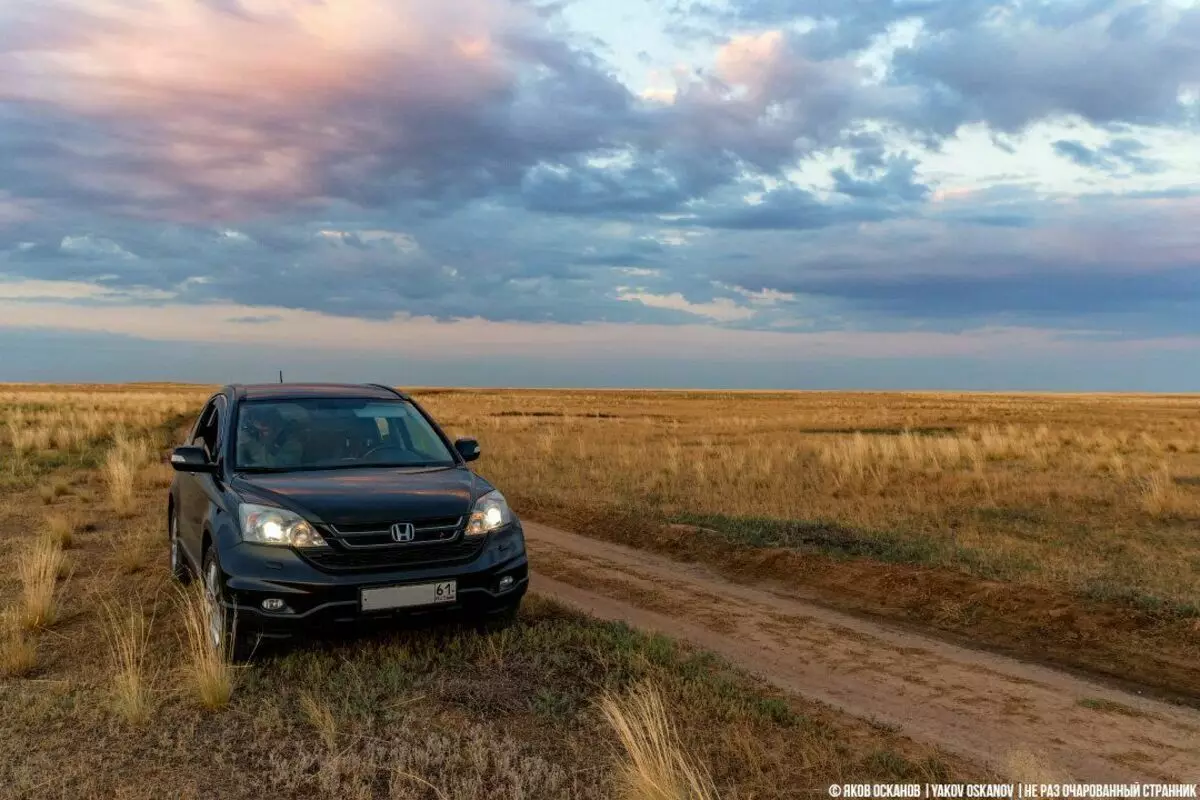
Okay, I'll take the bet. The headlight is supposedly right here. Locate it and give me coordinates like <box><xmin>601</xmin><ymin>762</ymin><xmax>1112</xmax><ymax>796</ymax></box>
<box><xmin>466</xmin><ymin>490</ymin><xmax>511</xmax><ymax>536</ymax></box>
<box><xmin>238</xmin><ymin>503</ymin><xmax>328</xmax><ymax>548</ymax></box>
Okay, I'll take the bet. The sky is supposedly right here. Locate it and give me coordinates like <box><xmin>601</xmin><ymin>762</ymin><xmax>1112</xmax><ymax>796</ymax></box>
<box><xmin>1</xmin><ymin>0</ymin><xmax>1198</xmax><ymax>390</ymax></box>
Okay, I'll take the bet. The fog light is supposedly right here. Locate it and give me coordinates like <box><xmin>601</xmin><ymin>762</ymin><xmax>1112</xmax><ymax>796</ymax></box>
<box><xmin>498</xmin><ymin>576</ymin><xmax>514</xmax><ymax>592</ymax></box>
<box><xmin>261</xmin><ymin>598</ymin><xmax>286</xmax><ymax>612</ymax></box>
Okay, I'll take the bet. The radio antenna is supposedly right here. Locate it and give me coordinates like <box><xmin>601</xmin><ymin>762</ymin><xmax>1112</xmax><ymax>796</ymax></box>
<box><xmin>279</xmin><ymin>370</ymin><xmax>283</xmax><ymax>383</ymax></box>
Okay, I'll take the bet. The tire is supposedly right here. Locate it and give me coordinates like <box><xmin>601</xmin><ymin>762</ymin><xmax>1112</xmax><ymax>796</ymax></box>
<box><xmin>201</xmin><ymin>550</ymin><xmax>257</xmax><ymax>662</ymax></box>
<box><xmin>168</xmin><ymin>507</ymin><xmax>192</xmax><ymax>585</ymax></box>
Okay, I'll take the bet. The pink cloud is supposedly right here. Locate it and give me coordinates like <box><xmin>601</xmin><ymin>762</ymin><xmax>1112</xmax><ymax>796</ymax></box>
<box><xmin>0</xmin><ymin>0</ymin><xmax>551</xmax><ymax>219</ymax></box>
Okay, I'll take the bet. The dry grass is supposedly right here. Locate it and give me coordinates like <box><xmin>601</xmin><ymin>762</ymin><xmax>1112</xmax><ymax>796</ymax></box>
<box><xmin>103</xmin><ymin>432</ymin><xmax>153</xmax><ymax>516</ymax></box>
<box><xmin>44</xmin><ymin>512</ymin><xmax>77</xmax><ymax>549</ymax></box>
<box><xmin>140</xmin><ymin>461</ymin><xmax>176</xmax><ymax>488</ymax></box>
<box><xmin>177</xmin><ymin>583</ymin><xmax>234</xmax><ymax>709</ymax></box>
<box><xmin>405</xmin><ymin>389</ymin><xmax>1200</xmax><ymax>613</ymax></box>
<box><xmin>112</xmin><ymin>525</ymin><xmax>158</xmax><ymax>575</ymax></box>
<box><xmin>0</xmin><ymin>383</ymin><xmax>1193</xmax><ymax>796</ymax></box>
<box><xmin>1137</xmin><ymin>465</ymin><xmax>1188</xmax><ymax>517</ymax></box>
<box><xmin>1003</xmin><ymin>748</ymin><xmax>1063</xmax><ymax>784</ymax></box>
<box><xmin>100</xmin><ymin>597</ymin><xmax>155</xmax><ymax>724</ymax></box>
<box><xmin>600</xmin><ymin>681</ymin><xmax>719</xmax><ymax>800</ymax></box>
<box><xmin>16</xmin><ymin>535</ymin><xmax>66</xmax><ymax>630</ymax></box>
<box><xmin>0</xmin><ymin>612</ymin><xmax>38</xmax><ymax>677</ymax></box>
<box><xmin>299</xmin><ymin>690</ymin><xmax>339</xmax><ymax>750</ymax></box>
<box><xmin>0</xmin><ymin>389</ymin><xmax>984</xmax><ymax>800</ymax></box>
<box><xmin>2</xmin><ymin>384</ymin><xmax>1197</xmax><ymax>618</ymax></box>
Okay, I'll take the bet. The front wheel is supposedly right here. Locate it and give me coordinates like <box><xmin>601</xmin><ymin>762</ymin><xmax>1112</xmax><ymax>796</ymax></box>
<box><xmin>202</xmin><ymin>551</ymin><xmax>256</xmax><ymax>662</ymax></box>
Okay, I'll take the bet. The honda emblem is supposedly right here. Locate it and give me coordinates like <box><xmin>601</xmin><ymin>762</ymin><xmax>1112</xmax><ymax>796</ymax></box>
<box><xmin>390</xmin><ymin>522</ymin><xmax>415</xmax><ymax>543</ymax></box>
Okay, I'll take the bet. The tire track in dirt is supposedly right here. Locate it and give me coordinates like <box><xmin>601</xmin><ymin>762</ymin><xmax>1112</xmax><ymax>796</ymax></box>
<box><xmin>523</xmin><ymin>520</ymin><xmax>1200</xmax><ymax>782</ymax></box>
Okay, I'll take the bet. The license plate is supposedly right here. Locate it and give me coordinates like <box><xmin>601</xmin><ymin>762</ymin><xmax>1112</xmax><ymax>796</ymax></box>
<box><xmin>360</xmin><ymin>581</ymin><xmax>457</xmax><ymax>611</ymax></box>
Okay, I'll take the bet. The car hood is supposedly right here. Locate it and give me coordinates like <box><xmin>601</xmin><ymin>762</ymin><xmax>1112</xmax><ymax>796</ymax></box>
<box><xmin>231</xmin><ymin>466</ymin><xmax>487</xmax><ymax>526</ymax></box>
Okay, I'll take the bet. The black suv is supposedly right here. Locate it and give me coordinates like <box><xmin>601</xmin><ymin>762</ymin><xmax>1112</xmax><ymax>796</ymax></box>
<box><xmin>167</xmin><ymin>383</ymin><xmax>528</xmax><ymax>659</ymax></box>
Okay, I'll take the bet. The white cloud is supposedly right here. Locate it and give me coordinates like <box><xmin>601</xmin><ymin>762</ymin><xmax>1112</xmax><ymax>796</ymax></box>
<box><xmin>316</xmin><ymin>229</ymin><xmax>419</xmax><ymax>252</ymax></box>
<box><xmin>60</xmin><ymin>235</ymin><xmax>138</xmax><ymax>260</ymax></box>
<box><xmin>643</xmin><ymin>228</ymin><xmax>703</xmax><ymax>247</ymax></box>
<box><xmin>716</xmin><ymin>283</ymin><xmax>797</xmax><ymax>305</ymax></box>
<box><xmin>616</xmin><ymin>290</ymin><xmax>757</xmax><ymax>322</ymax></box>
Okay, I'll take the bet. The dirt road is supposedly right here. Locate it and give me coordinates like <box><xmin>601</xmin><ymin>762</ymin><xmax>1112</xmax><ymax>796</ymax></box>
<box><xmin>523</xmin><ymin>520</ymin><xmax>1200</xmax><ymax>782</ymax></box>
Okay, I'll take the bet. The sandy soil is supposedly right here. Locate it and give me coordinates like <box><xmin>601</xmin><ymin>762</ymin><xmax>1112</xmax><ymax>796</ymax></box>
<box><xmin>523</xmin><ymin>520</ymin><xmax>1200</xmax><ymax>782</ymax></box>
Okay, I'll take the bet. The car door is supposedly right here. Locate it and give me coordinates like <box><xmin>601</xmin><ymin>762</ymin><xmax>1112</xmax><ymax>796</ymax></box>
<box><xmin>178</xmin><ymin>395</ymin><xmax>224</xmax><ymax>563</ymax></box>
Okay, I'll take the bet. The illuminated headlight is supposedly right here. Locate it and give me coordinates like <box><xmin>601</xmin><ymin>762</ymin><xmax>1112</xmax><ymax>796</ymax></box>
<box><xmin>238</xmin><ymin>503</ymin><xmax>328</xmax><ymax>548</ymax></box>
<box><xmin>466</xmin><ymin>490</ymin><xmax>511</xmax><ymax>536</ymax></box>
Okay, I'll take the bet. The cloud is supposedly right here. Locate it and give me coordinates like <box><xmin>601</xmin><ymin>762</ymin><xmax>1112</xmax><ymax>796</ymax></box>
<box><xmin>687</xmin><ymin>1</ymin><xmax>1200</xmax><ymax>138</ymax></box>
<box><xmin>831</xmin><ymin>154</ymin><xmax>931</xmax><ymax>202</ymax></box>
<box><xmin>316</xmin><ymin>229</ymin><xmax>420</xmax><ymax>252</ymax></box>
<box><xmin>714</xmin><ymin>191</ymin><xmax>1200</xmax><ymax>332</ymax></box>
<box><xmin>9</xmin><ymin>295</ymin><xmax>1195</xmax><ymax>364</ymax></box>
<box><xmin>685</xmin><ymin>186</ymin><xmax>898</xmax><ymax>230</ymax></box>
<box><xmin>615</xmin><ymin>289</ymin><xmax>758</xmax><ymax>322</ymax></box>
<box><xmin>0</xmin><ymin>0</ymin><xmax>637</xmax><ymax>219</ymax></box>
<box><xmin>687</xmin><ymin>0</ymin><xmax>998</xmax><ymax>57</ymax></box>
<box><xmin>0</xmin><ymin>2</ymin><xmax>921</xmax><ymax>226</ymax></box>
<box><xmin>1052</xmin><ymin>137</ymin><xmax>1164</xmax><ymax>174</ymax></box>
<box><xmin>2</xmin><ymin>0</ymin><xmax>1200</xmax><ymax>376</ymax></box>
<box><xmin>891</xmin><ymin>2</ymin><xmax>1200</xmax><ymax>133</ymax></box>
<box><xmin>520</xmin><ymin>159</ymin><xmax>695</xmax><ymax>214</ymax></box>
<box><xmin>0</xmin><ymin>276</ymin><xmax>173</xmax><ymax>302</ymax></box>
<box><xmin>226</xmin><ymin>314</ymin><xmax>284</xmax><ymax>325</ymax></box>
<box><xmin>787</xmin><ymin>266</ymin><xmax>1199</xmax><ymax>322</ymax></box>
<box><xmin>718</xmin><ymin>283</ymin><xmax>797</xmax><ymax>306</ymax></box>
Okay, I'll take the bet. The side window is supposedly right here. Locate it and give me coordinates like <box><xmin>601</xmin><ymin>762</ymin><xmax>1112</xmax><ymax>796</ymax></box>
<box><xmin>191</xmin><ymin>397</ymin><xmax>225</xmax><ymax>460</ymax></box>
<box><xmin>190</xmin><ymin>401</ymin><xmax>216</xmax><ymax>449</ymax></box>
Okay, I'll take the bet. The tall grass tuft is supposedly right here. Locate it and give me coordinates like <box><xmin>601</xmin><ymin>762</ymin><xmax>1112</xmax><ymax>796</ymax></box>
<box><xmin>599</xmin><ymin>681</ymin><xmax>718</xmax><ymax>800</ymax></box>
<box><xmin>101</xmin><ymin>598</ymin><xmax>155</xmax><ymax>724</ymax></box>
<box><xmin>104</xmin><ymin>429</ymin><xmax>154</xmax><ymax>516</ymax></box>
<box><xmin>45</xmin><ymin>512</ymin><xmax>76</xmax><ymax>549</ymax></box>
<box><xmin>17</xmin><ymin>536</ymin><xmax>66</xmax><ymax>630</ymax></box>
<box><xmin>1138</xmin><ymin>466</ymin><xmax>1180</xmax><ymax>517</ymax></box>
<box><xmin>177</xmin><ymin>583</ymin><xmax>234</xmax><ymax>709</ymax></box>
<box><xmin>299</xmin><ymin>690</ymin><xmax>339</xmax><ymax>750</ymax></box>
<box><xmin>0</xmin><ymin>613</ymin><xmax>37</xmax><ymax>677</ymax></box>
<box><xmin>103</xmin><ymin>451</ymin><xmax>137</xmax><ymax>516</ymax></box>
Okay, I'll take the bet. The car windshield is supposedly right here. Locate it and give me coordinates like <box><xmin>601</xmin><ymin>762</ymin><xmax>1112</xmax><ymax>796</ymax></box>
<box><xmin>234</xmin><ymin>398</ymin><xmax>456</xmax><ymax>472</ymax></box>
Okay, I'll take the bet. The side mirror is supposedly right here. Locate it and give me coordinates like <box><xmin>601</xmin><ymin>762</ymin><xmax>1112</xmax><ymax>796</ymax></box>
<box><xmin>454</xmin><ymin>437</ymin><xmax>481</xmax><ymax>462</ymax></box>
<box><xmin>170</xmin><ymin>445</ymin><xmax>217</xmax><ymax>473</ymax></box>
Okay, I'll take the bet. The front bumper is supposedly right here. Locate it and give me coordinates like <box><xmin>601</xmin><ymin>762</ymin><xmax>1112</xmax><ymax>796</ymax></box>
<box><xmin>217</xmin><ymin>521</ymin><xmax>528</xmax><ymax>638</ymax></box>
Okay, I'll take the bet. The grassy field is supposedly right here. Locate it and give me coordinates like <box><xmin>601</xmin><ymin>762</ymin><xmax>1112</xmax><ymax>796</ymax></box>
<box><xmin>416</xmin><ymin>389</ymin><xmax>1200</xmax><ymax>611</ymax></box>
<box><xmin>3</xmin><ymin>386</ymin><xmax>1200</xmax><ymax>696</ymax></box>
<box><xmin>0</xmin><ymin>384</ymin><xmax>983</xmax><ymax>798</ymax></box>
<box><xmin>421</xmin><ymin>388</ymin><xmax>1200</xmax><ymax>698</ymax></box>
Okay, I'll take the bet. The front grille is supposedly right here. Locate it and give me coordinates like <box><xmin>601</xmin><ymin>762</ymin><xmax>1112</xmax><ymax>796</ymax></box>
<box><xmin>304</xmin><ymin>538</ymin><xmax>485</xmax><ymax>572</ymax></box>
<box><xmin>305</xmin><ymin>514</ymin><xmax>483</xmax><ymax>572</ymax></box>
<box><xmin>328</xmin><ymin>516</ymin><xmax>463</xmax><ymax>549</ymax></box>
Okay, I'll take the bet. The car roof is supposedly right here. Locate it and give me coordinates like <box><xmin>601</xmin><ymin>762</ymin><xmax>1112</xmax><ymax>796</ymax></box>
<box><xmin>231</xmin><ymin>383</ymin><xmax>410</xmax><ymax>402</ymax></box>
